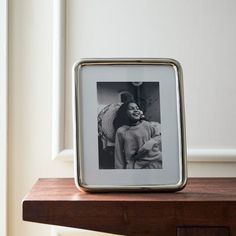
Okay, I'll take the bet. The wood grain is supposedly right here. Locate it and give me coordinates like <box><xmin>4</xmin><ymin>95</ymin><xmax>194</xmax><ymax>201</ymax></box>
<box><xmin>22</xmin><ymin>178</ymin><xmax>236</xmax><ymax>236</ymax></box>
<box><xmin>177</xmin><ymin>227</ymin><xmax>230</xmax><ymax>236</ymax></box>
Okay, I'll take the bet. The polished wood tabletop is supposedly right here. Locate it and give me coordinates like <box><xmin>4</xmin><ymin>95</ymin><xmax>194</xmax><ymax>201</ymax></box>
<box><xmin>22</xmin><ymin>178</ymin><xmax>236</xmax><ymax>236</ymax></box>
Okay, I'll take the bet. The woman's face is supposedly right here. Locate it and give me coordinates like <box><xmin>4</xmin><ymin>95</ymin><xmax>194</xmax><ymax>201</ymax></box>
<box><xmin>126</xmin><ymin>103</ymin><xmax>142</xmax><ymax>121</ymax></box>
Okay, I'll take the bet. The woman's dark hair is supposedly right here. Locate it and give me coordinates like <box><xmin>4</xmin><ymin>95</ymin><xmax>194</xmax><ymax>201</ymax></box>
<box><xmin>113</xmin><ymin>100</ymin><xmax>136</xmax><ymax>132</ymax></box>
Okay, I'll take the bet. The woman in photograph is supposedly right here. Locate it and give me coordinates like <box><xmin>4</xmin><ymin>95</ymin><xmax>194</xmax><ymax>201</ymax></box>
<box><xmin>113</xmin><ymin>101</ymin><xmax>162</xmax><ymax>169</ymax></box>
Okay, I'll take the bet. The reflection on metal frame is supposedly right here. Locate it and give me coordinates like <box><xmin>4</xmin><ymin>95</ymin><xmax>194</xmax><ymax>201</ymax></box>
<box><xmin>73</xmin><ymin>58</ymin><xmax>187</xmax><ymax>192</ymax></box>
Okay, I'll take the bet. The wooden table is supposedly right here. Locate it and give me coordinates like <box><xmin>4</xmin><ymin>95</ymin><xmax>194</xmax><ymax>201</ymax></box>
<box><xmin>22</xmin><ymin>178</ymin><xmax>236</xmax><ymax>236</ymax></box>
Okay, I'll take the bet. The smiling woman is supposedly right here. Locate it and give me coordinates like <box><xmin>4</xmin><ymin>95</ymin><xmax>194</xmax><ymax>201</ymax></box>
<box><xmin>113</xmin><ymin>101</ymin><xmax>162</xmax><ymax>170</ymax></box>
<box><xmin>97</xmin><ymin>81</ymin><xmax>161</xmax><ymax>170</ymax></box>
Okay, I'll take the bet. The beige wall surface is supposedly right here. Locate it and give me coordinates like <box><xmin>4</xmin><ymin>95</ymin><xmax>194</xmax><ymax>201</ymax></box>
<box><xmin>7</xmin><ymin>0</ymin><xmax>236</xmax><ymax>236</ymax></box>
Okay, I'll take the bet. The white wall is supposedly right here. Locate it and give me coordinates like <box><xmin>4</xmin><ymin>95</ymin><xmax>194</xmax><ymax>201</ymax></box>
<box><xmin>0</xmin><ymin>0</ymin><xmax>8</xmax><ymax>235</ymax></box>
<box><xmin>7</xmin><ymin>1</ymin><xmax>236</xmax><ymax>236</ymax></box>
<box><xmin>65</xmin><ymin>0</ymin><xmax>236</xmax><ymax>172</ymax></box>
<box><xmin>8</xmin><ymin>0</ymin><xmax>73</xmax><ymax>236</ymax></box>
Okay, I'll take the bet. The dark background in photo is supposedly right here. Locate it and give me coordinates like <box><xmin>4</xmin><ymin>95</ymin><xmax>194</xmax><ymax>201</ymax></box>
<box><xmin>97</xmin><ymin>82</ymin><xmax>161</xmax><ymax>169</ymax></box>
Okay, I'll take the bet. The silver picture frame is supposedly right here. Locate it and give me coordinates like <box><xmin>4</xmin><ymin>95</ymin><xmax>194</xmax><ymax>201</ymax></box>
<box><xmin>73</xmin><ymin>58</ymin><xmax>187</xmax><ymax>192</ymax></box>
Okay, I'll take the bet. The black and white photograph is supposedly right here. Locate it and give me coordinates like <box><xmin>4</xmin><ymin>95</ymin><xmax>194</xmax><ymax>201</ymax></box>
<box><xmin>97</xmin><ymin>82</ymin><xmax>162</xmax><ymax>170</ymax></box>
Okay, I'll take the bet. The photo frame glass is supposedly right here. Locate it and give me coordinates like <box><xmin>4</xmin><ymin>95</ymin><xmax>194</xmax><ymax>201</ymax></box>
<box><xmin>73</xmin><ymin>59</ymin><xmax>187</xmax><ymax>191</ymax></box>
